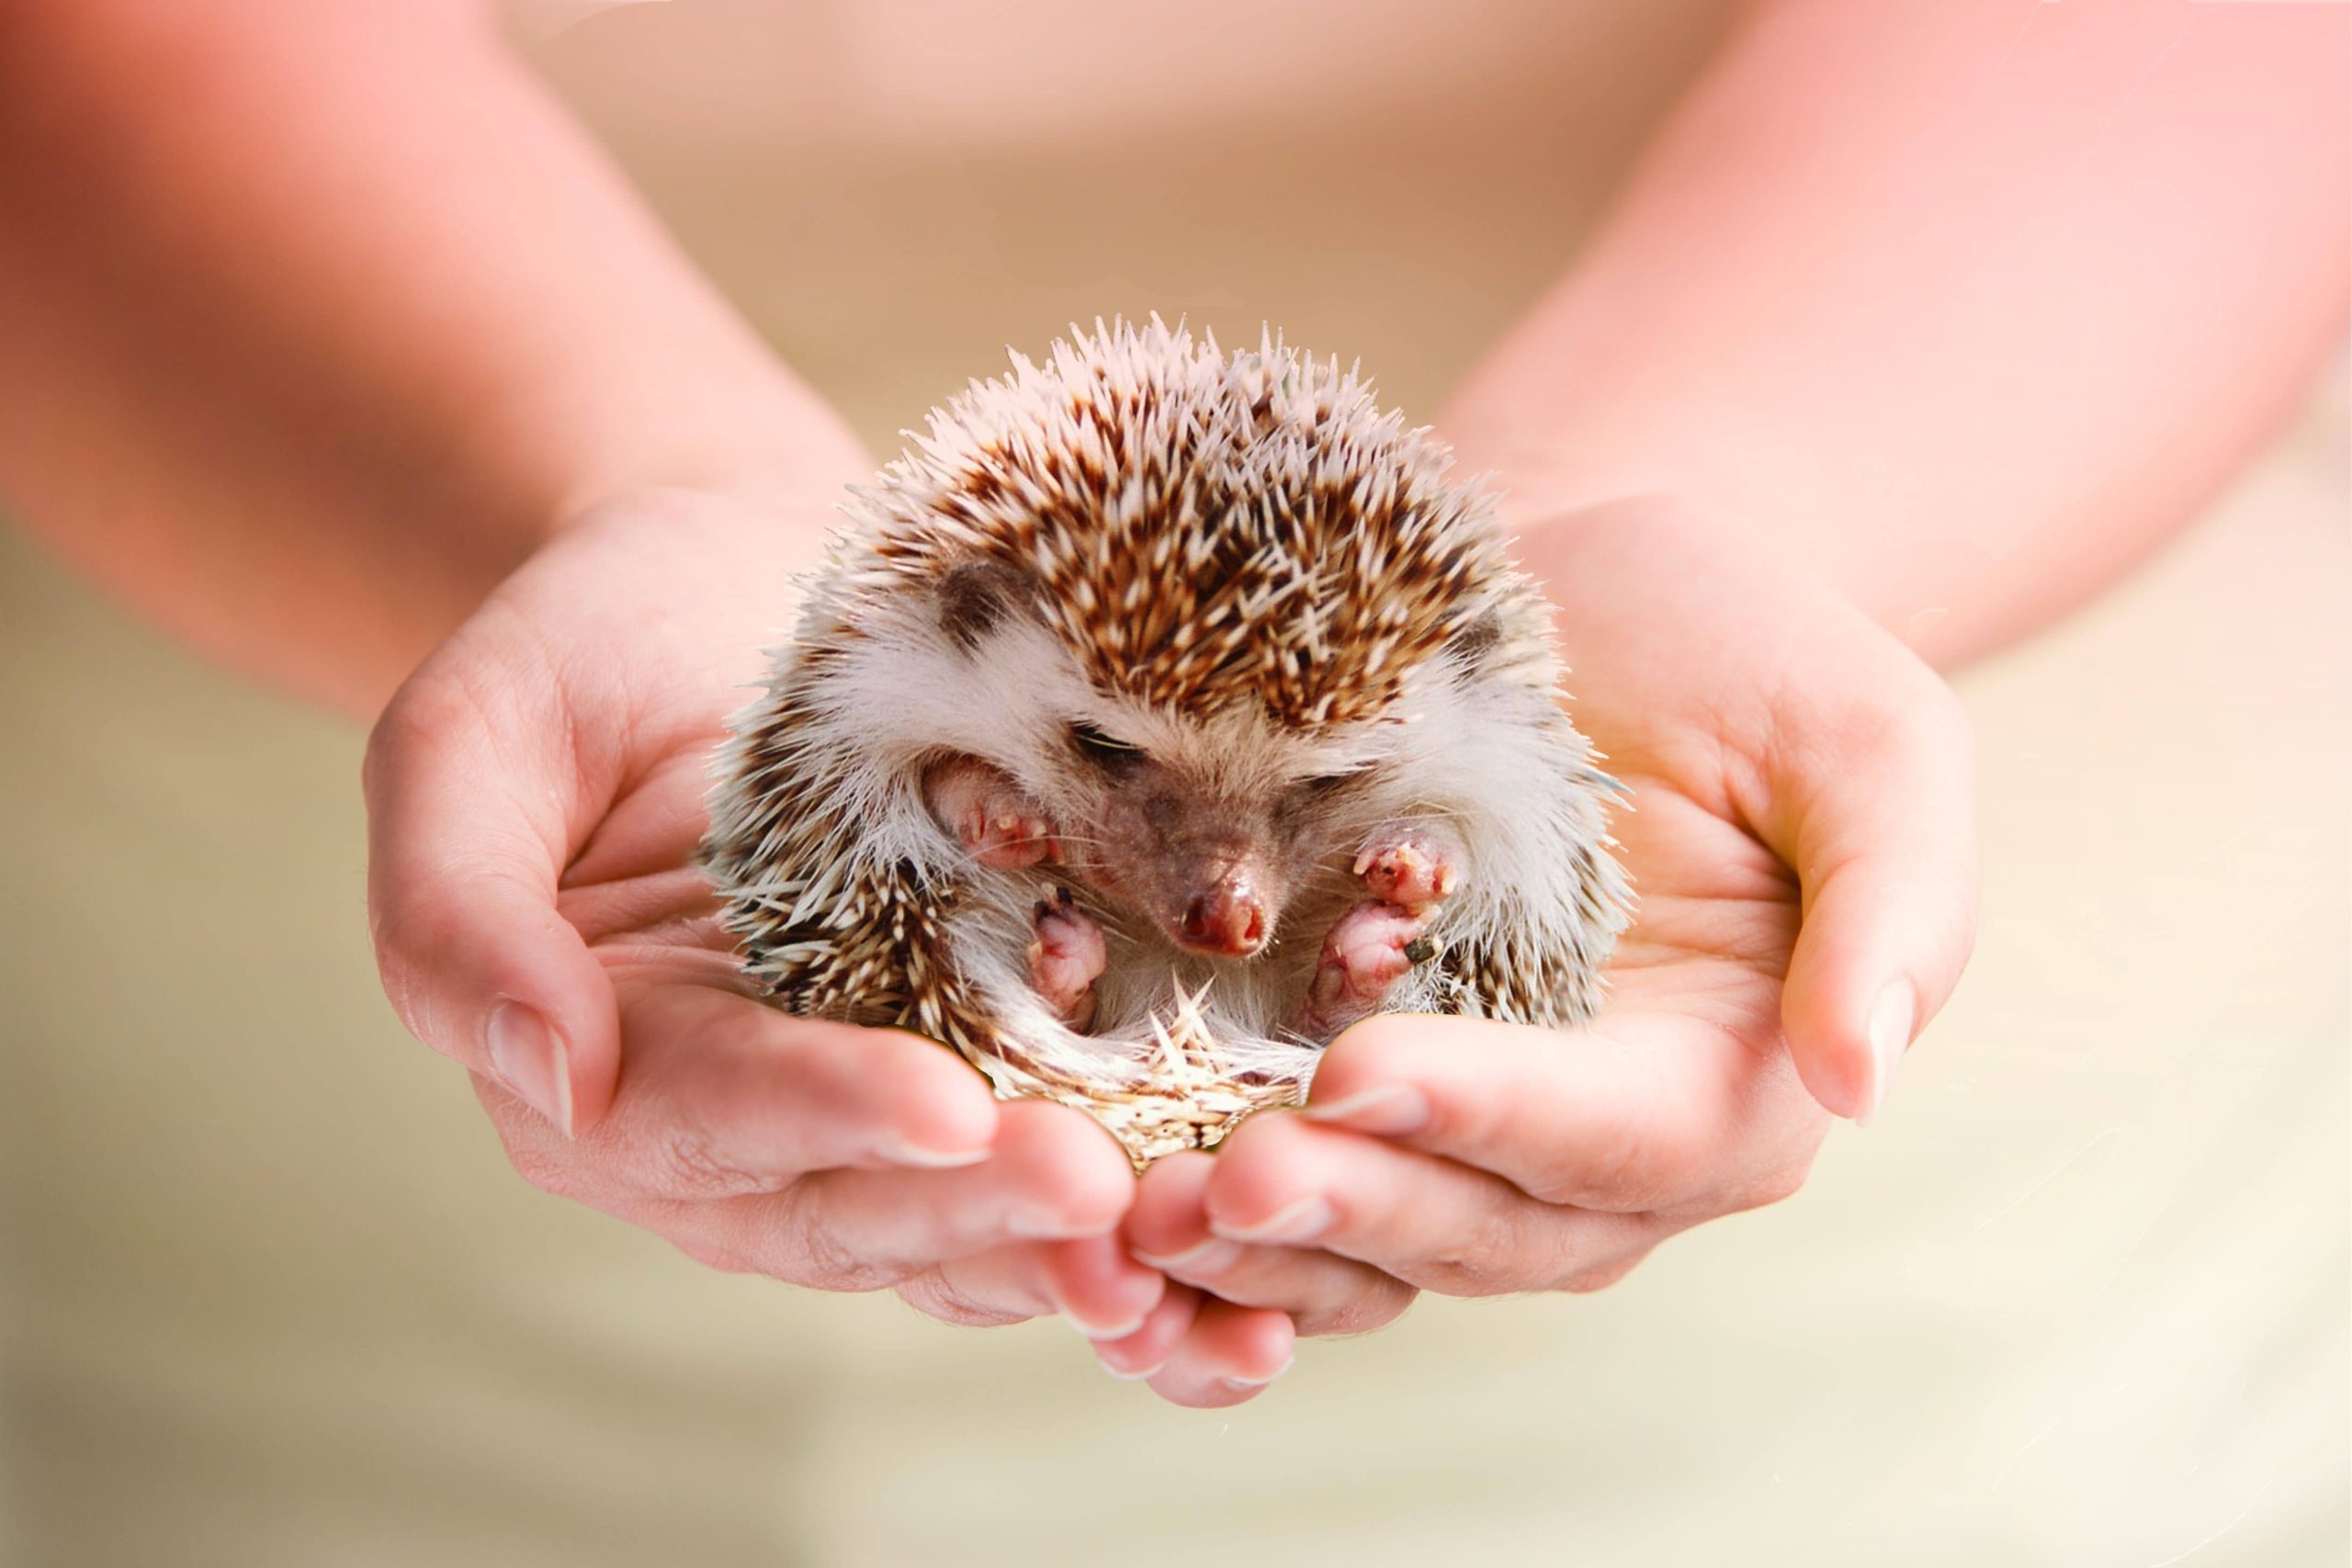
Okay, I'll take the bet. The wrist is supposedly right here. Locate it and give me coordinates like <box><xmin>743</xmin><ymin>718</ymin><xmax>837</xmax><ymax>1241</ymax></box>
<box><xmin>1509</xmin><ymin>491</ymin><xmax>1758</xmax><ymax>609</ymax></box>
<box><xmin>532</xmin><ymin>373</ymin><xmax>873</xmax><ymax>544</ymax></box>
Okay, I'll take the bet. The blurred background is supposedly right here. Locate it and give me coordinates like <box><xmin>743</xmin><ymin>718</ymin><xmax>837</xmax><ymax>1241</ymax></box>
<box><xmin>2</xmin><ymin>2</ymin><xmax>2346</xmax><ymax>1562</ymax></box>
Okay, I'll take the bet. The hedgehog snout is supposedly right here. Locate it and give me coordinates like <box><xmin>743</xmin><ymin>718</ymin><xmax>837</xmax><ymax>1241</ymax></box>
<box><xmin>1125</xmin><ymin>827</ymin><xmax>1288</xmax><ymax>960</ymax></box>
<box><xmin>1177</xmin><ymin>870</ymin><xmax>1272</xmax><ymax>958</ymax></box>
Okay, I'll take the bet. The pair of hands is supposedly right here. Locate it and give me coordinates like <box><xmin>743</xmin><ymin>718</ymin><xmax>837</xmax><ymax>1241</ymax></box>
<box><xmin>363</xmin><ymin>484</ymin><xmax>1975</xmax><ymax>1408</ymax></box>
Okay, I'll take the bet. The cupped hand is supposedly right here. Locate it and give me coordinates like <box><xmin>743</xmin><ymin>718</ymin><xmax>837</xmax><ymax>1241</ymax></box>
<box><xmin>1110</xmin><ymin>496</ymin><xmax>1978</xmax><ymax>1386</ymax></box>
<box><xmin>364</xmin><ymin>487</ymin><xmax>1176</xmax><ymax>1343</ymax></box>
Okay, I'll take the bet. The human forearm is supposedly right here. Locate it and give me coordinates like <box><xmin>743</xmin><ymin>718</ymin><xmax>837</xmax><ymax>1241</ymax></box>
<box><xmin>1443</xmin><ymin>0</ymin><xmax>2347</xmax><ymax>668</ymax></box>
<box><xmin>0</xmin><ymin>0</ymin><xmax>861</xmax><ymax>714</ymax></box>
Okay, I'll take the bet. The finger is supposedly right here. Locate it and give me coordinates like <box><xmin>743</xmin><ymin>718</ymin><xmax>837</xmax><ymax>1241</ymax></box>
<box><xmin>1142</xmin><ymin>1299</ymin><xmax>1296</xmax><ymax>1409</ymax></box>
<box><xmin>682</xmin><ymin>1101</ymin><xmax>1135</xmax><ymax>1290</ymax></box>
<box><xmin>1201</xmin><ymin>1112</ymin><xmax>1661</xmax><ymax>1296</ymax></box>
<box><xmin>1159</xmin><ymin>1244</ymin><xmax>1415</xmax><ymax>1338</ymax></box>
<box><xmin>1770</xmin><ymin>683</ymin><xmax>1979</xmax><ymax>1122</ymax></box>
<box><xmin>893</xmin><ymin>1244</ymin><xmax>1056</xmax><ymax>1327</ymax></box>
<box><xmin>894</xmin><ymin>1235</ymin><xmax>1163</xmax><ymax>1337</ymax></box>
<box><xmin>1091</xmin><ymin>1284</ymin><xmax>1203</xmax><ymax>1382</ymax></box>
<box><xmin>365</xmin><ymin>654</ymin><xmax>619</xmax><ymax>1134</ymax></box>
<box><xmin>1304</xmin><ymin>1012</ymin><xmax>1758</xmax><ymax>1213</ymax></box>
<box><xmin>577</xmin><ymin>985</ymin><xmax>1002</xmax><ymax>1198</ymax></box>
<box><xmin>1039</xmin><ymin>1233</ymin><xmax>1168</xmax><ymax>1338</ymax></box>
<box><xmin>1122</xmin><ymin>1151</ymin><xmax>1223</xmax><ymax>1263</ymax></box>
<box><xmin>1128</xmin><ymin>1152</ymin><xmax>1414</xmax><ymax>1335</ymax></box>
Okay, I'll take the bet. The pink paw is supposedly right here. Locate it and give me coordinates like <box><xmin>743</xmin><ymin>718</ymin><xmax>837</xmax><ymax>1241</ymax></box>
<box><xmin>1027</xmin><ymin>889</ymin><xmax>1107</xmax><ymax>1032</ymax></box>
<box><xmin>925</xmin><ymin>757</ymin><xmax>1058</xmax><ymax>870</ymax></box>
<box><xmin>1353</xmin><ymin>827</ymin><xmax>1460</xmax><ymax>908</ymax></box>
<box><xmin>1299</xmin><ymin>899</ymin><xmax>1431</xmax><ymax>1042</ymax></box>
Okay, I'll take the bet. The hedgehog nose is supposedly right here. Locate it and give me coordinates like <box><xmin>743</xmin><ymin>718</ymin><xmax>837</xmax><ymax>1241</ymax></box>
<box><xmin>1179</xmin><ymin>885</ymin><xmax>1269</xmax><ymax>958</ymax></box>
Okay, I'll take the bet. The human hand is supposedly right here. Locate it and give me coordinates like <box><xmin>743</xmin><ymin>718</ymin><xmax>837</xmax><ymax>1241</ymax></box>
<box><xmin>363</xmin><ymin>486</ymin><xmax>1168</xmax><ymax>1340</ymax></box>
<box><xmin>1113</xmin><ymin>497</ymin><xmax>1979</xmax><ymax>1396</ymax></box>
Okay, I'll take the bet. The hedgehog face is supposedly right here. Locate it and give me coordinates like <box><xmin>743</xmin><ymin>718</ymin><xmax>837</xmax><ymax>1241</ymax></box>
<box><xmin>902</xmin><ymin>560</ymin><xmax>1379</xmax><ymax>962</ymax></box>
<box><xmin>1046</xmin><ymin>711</ymin><xmax>1345</xmax><ymax>960</ymax></box>
<box><xmin>842</xmin><ymin>312</ymin><xmax>1531</xmax><ymax>968</ymax></box>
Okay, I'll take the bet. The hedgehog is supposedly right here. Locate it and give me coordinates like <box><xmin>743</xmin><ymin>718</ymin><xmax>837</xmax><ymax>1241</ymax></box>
<box><xmin>703</xmin><ymin>319</ymin><xmax>1631</xmax><ymax>1168</ymax></box>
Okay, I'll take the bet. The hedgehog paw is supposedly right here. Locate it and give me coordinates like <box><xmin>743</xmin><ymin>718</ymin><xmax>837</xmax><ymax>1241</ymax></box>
<box><xmin>1352</xmin><ymin>824</ymin><xmax>1461</xmax><ymax>909</ymax></box>
<box><xmin>1027</xmin><ymin>889</ymin><xmax>1106</xmax><ymax>1032</ymax></box>
<box><xmin>1299</xmin><ymin>899</ymin><xmax>1430</xmax><ymax>1042</ymax></box>
<box><xmin>924</xmin><ymin>756</ymin><xmax>1057</xmax><ymax>869</ymax></box>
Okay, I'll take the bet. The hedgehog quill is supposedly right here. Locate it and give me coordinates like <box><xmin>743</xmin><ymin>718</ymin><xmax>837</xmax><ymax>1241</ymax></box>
<box><xmin>704</xmin><ymin>320</ymin><xmax>1632</xmax><ymax>1168</ymax></box>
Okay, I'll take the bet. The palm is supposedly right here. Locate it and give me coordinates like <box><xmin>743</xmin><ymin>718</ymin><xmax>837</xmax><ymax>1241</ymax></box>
<box><xmin>522</xmin><ymin>505</ymin><xmax>824</xmax><ymax>1024</ymax></box>
<box><xmin>1114</xmin><ymin>503</ymin><xmax>1976</xmax><ymax>1377</ymax></box>
<box><xmin>552</xmin><ymin>702</ymin><xmax>743</xmax><ymax>1004</ymax></box>
<box><xmin>1521</xmin><ymin>500</ymin><xmax>1973</xmax><ymax>1134</ymax></box>
<box><xmin>372</xmin><ymin>493</ymin><xmax>1159</xmax><ymax>1339</ymax></box>
<box><xmin>1595</xmin><ymin>766</ymin><xmax>1801</xmax><ymax>1087</ymax></box>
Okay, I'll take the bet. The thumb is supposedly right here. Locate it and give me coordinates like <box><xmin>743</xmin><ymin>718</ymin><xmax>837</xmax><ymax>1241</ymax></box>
<box><xmin>363</xmin><ymin>659</ymin><xmax>621</xmax><ymax>1136</ymax></box>
<box><xmin>1773</xmin><ymin>688</ymin><xmax>1979</xmax><ymax>1124</ymax></box>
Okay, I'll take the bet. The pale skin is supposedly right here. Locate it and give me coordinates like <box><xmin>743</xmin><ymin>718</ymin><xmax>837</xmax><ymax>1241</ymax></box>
<box><xmin>0</xmin><ymin>0</ymin><xmax>2341</xmax><ymax>1409</ymax></box>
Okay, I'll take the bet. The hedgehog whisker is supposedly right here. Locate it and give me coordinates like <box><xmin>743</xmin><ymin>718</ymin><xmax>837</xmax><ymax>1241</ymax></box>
<box><xmin>1326</xmin><ymin>807</ymin><xmax>1460</xmax><ymax>831</ymax></box>
<box><xmin>932</xmin><ymin>832</ymin><xmax>1113</xmax><ymax>879</ymax></box>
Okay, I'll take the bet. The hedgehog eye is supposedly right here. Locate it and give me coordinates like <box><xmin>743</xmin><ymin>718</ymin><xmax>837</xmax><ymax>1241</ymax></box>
<box><xmin>1070</xmin><ymin>722</ymin><xmax>1145</xmax><ymax>767</ymax></box>
<box><xmin>1301</xmin><ymin>769</ymin><xmax>1358</xmax><ymax>795</ymax></box>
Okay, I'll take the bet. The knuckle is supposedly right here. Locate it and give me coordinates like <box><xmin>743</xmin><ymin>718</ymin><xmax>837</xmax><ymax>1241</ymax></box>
<box><xmin>1558</xmin><ymin>1252</ymin><xmax>1648</xmax><ymax>1294</ymax></box>
<box><xmin>368</xmin><ymin>891</ymin><xmax>470</xmax><ymax>1033</ymax></box>
<box><xmin>359</xmin><ymin>686</ymin><xmax>424</xmax><ymax>806</ymax></box>
<box><xmin>1794</xmin><ymin>653</ymin><xmax>1963</xmax><ymax>777</ymax></box>
<box><xmin>1727</xmin><ymin>1154</ymin><xmax>1814</xmax><ymax>1213</ymax></box>
<box><xmin>368</xmin><ymin>937</ymin><xmax>441</xmax><ymax>1051</ymax></box>
<box><xmin>1910</xmin><ymin>681</ymin><xmax>1975</xmax><ymax>761</ymax></box>
<box><xmin>370</xmin><ymin>855</ymin><xmax>467</xmax><ymax>935</ymax></box>
<box><xmin>363</xmin><ymin>669</ymin><xmax>481</xmax><ymax>802</ymax></box>
<box><xmin>503</xmin><ymin>1141</ymin><xmax>584</xmax><ymax>1201</ymax></box>
<box><xmin>1413</xmin><ymin>1256</ymin><xmax>1496</xmax><ymax>1297</ymax></box>
<box><xmin>645</xmin><ymin>1120</ymin><xmax>769</xmax><ymax>1200</ymax></box>
<box><xmin>1521</xmin><ymin>1121</ymin><xmax>1677</xmax><ymax>1211</ymax></box>
<box><xmin>1868</xmin><ymin>676</ymin><xmax>1972</xmax><ymax>771</ymax></box>
<box><xmin>1165</xmin><ymin>1251</ymin><xmax>1238</xmax><ymax>1289</ymax></box>
<box><xmin>1296</xmin><ymin>1287</ymin><xmax>1412</xmax><ymax>1337</ymax></box>
<box><xmin>763</xmin><ymin>1188</ymin><xmax>899</xmax><ymax>1293</ymax></box>
<box><xmin>898</xmin><ymin>1270</ymin><xmax>1028</xmax><ymax>1329</ymax></box>
<box><xmin>670</xmin><ymin>1235</ymin><xmax>757</xmax><ymax>1275</ymax></box>
<box><xmin>1410</xmin><ymin>1204</ymin><xmax>1529</xmax><ymax>1298</ymax></box>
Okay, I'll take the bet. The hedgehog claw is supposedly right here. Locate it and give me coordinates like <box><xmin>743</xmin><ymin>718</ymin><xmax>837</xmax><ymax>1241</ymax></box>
<box><xmin>1299</xmin><ymin>899</ymin><xmax>1429</xmax><ymax>1043</ymax></box>
<box><xmin>923</xmin><ymin>756</ymin><xmax>1058</xmax><ymax>869</ymax></box>
<box><xmin>1355</xmin><ymin>824</ymin><xmax>1463</xmax><ymax>908</ymax></box>
<box><xmin>1028</xmin><ymin>891</ymin><xmax>1106</xmax><ymax>1032</ymax></box>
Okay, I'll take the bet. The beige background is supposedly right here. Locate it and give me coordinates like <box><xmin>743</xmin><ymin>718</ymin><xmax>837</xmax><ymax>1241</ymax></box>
<box><xmin>4</xmin><ymin>4</ymin><xmax>2346</xmax><ymax>1562</ymax></box>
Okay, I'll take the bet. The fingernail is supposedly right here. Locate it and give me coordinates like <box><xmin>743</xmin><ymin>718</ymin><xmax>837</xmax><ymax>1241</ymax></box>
<box><xmin>1008</xmin><ymin>1211</ymin><xmax>1113</xmax><ymax>1240</ymax></box>
<box><xmin>876</xmin><ymin>1135</ymin><xmax>991</xmax><ymax>1169</ymax></box>
<box><xmin>1212</xmin><ymin>1195</ymin><xmax>1334</xmax><ymax>1247</ymax></box>
<box><xmin>1221</xmin><ymin>1354</ymin><xmax>1295</xmax><ymax>1390</ymax></box>
<box><xmin>1857</xmin><ymin>983</ymin><xmax>1917</xmax><ymax>1127</ymax></box>
<box><xmin>487</xmin><ymin>1002</ymin><xmax>572</xmax><ymax>1138</ymax></box>
<box><xmin>1302</xmin><ymin>1084</ymin><xmax>1430</xmax><ymax>1135</ymax></box>
<box><xmin>1101</xmin><ymin>1355</ymin><xmax>1169</xmax><ymax>1382</ymax></box>
<box><xmin>1132</xmin><ymin>1237</ymin><xmax>1244</xmax><ymax>1276</ymax></box>
<box><xmin>1063</xmin><ymin>1306</ymin><xmax>1152</xmax><ymax>1342</ymax></box>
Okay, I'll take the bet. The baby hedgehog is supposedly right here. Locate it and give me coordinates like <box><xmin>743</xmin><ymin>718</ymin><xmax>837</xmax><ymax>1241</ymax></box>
<box><xmin>705</xmin><ymin>319</ymin><xmax>1630</xmax><ymax>1167</ymax></box>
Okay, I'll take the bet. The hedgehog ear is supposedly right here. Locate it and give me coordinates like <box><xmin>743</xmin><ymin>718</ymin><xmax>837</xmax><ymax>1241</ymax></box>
<box><xmin>935</xmin><ymin>558</ymin><xmax>1041</xmax><ymax>651</ymax></box>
